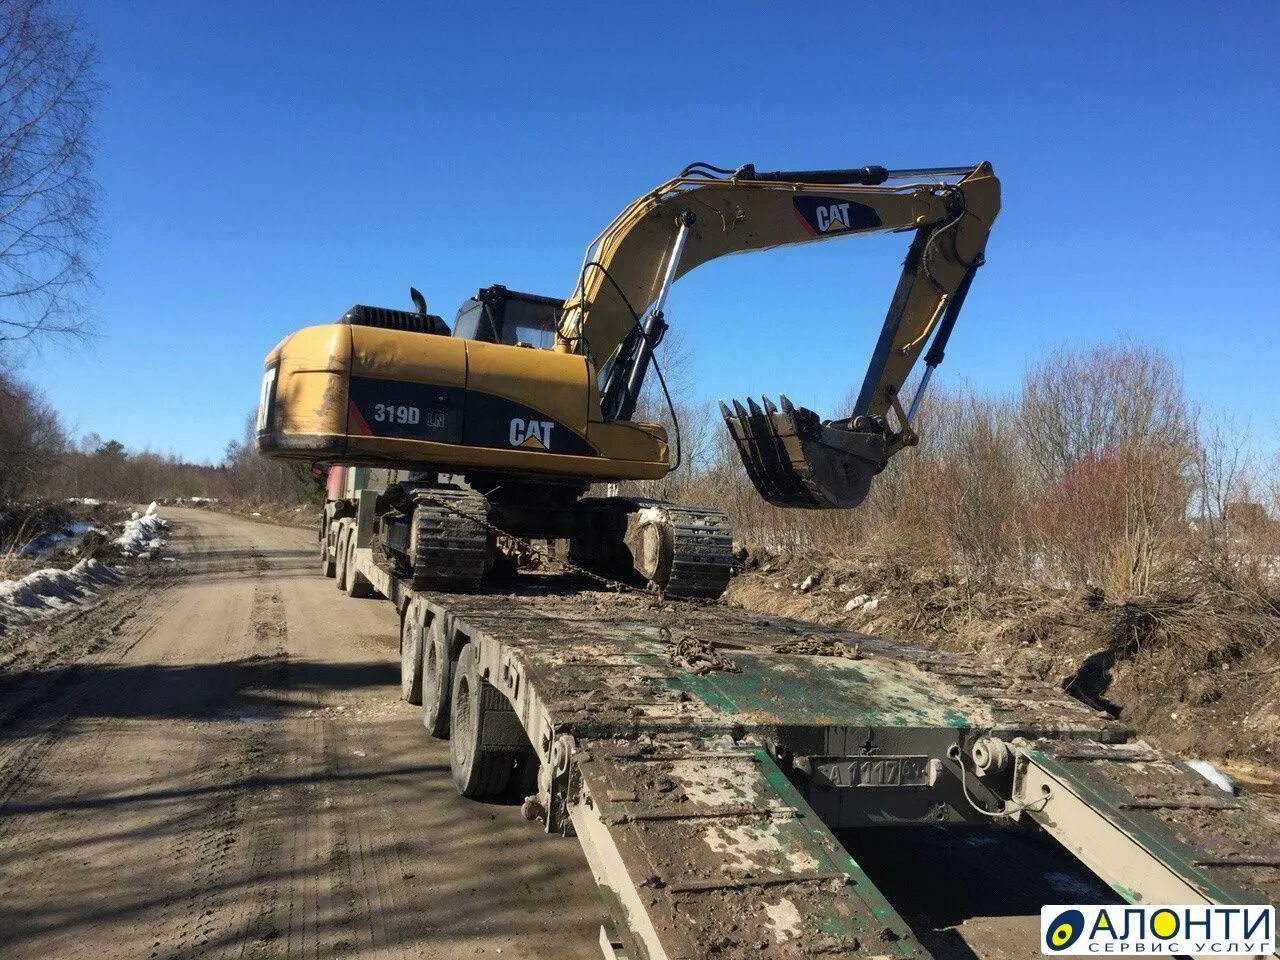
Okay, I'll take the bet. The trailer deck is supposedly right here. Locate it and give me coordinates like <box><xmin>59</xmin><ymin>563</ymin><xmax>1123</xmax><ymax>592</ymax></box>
<box><xmin>334</xmin><ymin>522</ymin><xmax>1279</xmax><ymax>960</ymax></box>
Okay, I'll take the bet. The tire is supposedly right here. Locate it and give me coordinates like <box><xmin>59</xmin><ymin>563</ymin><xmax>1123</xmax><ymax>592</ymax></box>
<box><xmin>334</xmin><ymin>524</ymin><xmax>350</xmax><ymax>590</ymax></box>
<box><xmin>400</xmin><ymin>598</ymin><xmax>424</xmax><ymax>705</ymax></box>
<box><xmin>449</xmin><ymin>645</ymin><xmax>514</xmax><ymax>798</ymax></box>
<box><xmin>320</xmin><ymin>521</ymin><xmax>337</xmax><ymax>578</ymax></box>
<box><xmin>420</xmin><ymin>615</ymin><xmax>450</xmax><ymax>738</ymax></box>
<box><xmin>342</xmin><ymin>528</ymin><xmax>374</xmax><ymax>598</ymax></box>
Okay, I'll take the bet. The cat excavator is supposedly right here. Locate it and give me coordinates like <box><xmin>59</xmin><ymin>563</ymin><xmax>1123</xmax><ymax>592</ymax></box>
<box><xmin>256</xmin><ymin>161</ymin><xmax>1000</xmax><ymax>597</ymax></box>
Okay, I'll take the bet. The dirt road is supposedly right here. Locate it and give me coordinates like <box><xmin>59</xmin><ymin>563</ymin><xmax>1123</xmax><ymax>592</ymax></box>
<box><xmin>0</xmin><ymin>507</ymin><xmax>601</xmax><ymax>960</ymax></box>
<box><xmin>0</xmin><ymin>507</ymin><xmax>1115</xmax><ymax>960</ymax></box>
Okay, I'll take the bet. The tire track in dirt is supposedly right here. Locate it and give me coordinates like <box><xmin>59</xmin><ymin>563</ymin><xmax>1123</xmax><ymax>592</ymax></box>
<box><xmin>0</xmin><ymin>587</ymin><xmax>168</xmax><ymax>824</ymax></box>
<box><xmin>148</xmin><ymin>569</ymin><xmax>286</xmax><ymax>960</ymax></box>
<box><xmin>1</xmin><ymin>508</ymin><xmax>604</xmax><ymax>960</ymax></box>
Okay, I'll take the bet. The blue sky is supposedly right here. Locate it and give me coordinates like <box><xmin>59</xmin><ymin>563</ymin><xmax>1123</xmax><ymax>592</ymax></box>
<box><xmin>19</xmin><ymin>1</ymin><xmax>1280</xmax><ymax>464</ymax></box>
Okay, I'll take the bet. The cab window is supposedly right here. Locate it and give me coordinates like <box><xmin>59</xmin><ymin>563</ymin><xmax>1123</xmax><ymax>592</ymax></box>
<box><xmin>499</xmin><ymin>299</ymin><xmax>558</xmax><ymax>349</ymax></box>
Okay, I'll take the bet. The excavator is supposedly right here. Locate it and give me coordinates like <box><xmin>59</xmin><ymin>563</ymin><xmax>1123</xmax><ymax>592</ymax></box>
<box><xmin>256</xmin><ymin>161</ymin><xmax>1000</xmax><ymax>598</ymax></box>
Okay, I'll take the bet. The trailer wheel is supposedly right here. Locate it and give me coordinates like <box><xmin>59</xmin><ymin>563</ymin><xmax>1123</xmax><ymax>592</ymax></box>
<box><xmin>400</xmin><ymin>598</ymin><xmax>424</xmax><ymax>705</ymax></box>
<box><xmin>420</xmin><ymin>616</ymin><xmax>451</xmax><ymax>739</ymax></box>
<box><xmin>449</xmin><ymin>645</ymin><xmax>514</xmax><ymax>798</ymax></box>
<box><xmin>342</xmin><ymin>528</ymin><xmax>374</xmax><ymax>599</ymax></box>
<box><xmin>320</xmin><ymin>521</ymin><xmax>336</xmax><ymax>578</ymax></box>
<box><xmin>334</xmin><ymin>523</ymin><xmax>350</xmax><ymax>589</ymax></box>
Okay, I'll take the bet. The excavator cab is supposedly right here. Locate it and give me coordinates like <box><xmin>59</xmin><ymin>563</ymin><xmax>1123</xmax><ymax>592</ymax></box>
<box><xmin>452</xmin><ymin>285</ymin><xmax>562</xmax><ymax>349</ymax></box>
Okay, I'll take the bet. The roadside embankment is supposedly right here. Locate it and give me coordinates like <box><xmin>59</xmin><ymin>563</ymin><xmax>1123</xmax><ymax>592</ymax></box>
<box><xmin>0</xmin><ymin>500</ymin><xmax>171</xmax><ymax>637</ymax></box>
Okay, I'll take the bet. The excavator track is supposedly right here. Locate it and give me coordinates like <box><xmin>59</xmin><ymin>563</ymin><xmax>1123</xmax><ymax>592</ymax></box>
<box><xmin>408</xmin><ymin>488</ymin><xmax>490</xmax><ymax>591</ymax></box>
<box><xmin>576</xmin><ymin>498</ymin><xmax>734</xmax><ymax>599</ymax></box>
<box><xmin>655</xmin><ymin>504</ymin><xmax>734</xmax><ymax>599</ymax></box>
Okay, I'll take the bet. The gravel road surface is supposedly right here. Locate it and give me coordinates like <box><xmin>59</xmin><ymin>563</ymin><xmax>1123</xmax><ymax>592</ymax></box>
<box><xmin>0</xmin><ymin>507</ymin><xmax>601</xmax><ymax>960</ymax></box>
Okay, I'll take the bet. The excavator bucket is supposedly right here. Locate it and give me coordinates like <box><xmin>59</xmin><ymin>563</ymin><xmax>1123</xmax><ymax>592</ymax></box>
<box><xmin>719</xmin><ymin>396</ymin><xmax>888</xmax><ymax>509</ymax></box>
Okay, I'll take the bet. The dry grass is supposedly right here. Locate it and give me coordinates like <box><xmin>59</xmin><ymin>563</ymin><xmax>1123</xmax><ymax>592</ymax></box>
<box><xmin>0</xmin><ymin>512</ymin><xmax>44</xmax><ymax>580</ymax></box>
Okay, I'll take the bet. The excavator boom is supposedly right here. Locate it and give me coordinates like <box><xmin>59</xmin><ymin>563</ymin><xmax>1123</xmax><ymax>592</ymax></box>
<box><xmin>560</xmin><ymin>161</ymin><xmax>1001</xmax><ymax>508</ymax></box>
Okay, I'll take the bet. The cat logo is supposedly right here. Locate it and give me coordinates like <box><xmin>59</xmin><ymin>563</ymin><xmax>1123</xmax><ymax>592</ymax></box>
<box><xmin>814</xmin><ymin>202</ymin><xmax>854</xmax><ymax>233</ymax></box>
<box><xmin>793</xmin><ymin>196</ymin><xmax>882</xmax><ymax>236</ymax></box>
<box><xmin>509</xmin><ymin>417</ymin><xmax>555</xmax><ymax>450</ymax></box>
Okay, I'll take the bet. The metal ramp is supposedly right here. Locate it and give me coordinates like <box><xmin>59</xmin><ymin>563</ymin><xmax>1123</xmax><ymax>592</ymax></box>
<box><xmin>573</xmin><ymin>745</ymin><xmax>924</xmax><ymax>960</ymax></box>
<box><xmin>1014</xmin><ymin>739</ymin><xmax>1280</xmax><ymax>907</ymax></box>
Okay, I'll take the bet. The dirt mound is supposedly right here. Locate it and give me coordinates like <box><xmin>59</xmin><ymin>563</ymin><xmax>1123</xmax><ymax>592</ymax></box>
<box><xmin>727</xmin><ymin>551</ymin><xmax>1280</xmax><ymax>772</ymax></box>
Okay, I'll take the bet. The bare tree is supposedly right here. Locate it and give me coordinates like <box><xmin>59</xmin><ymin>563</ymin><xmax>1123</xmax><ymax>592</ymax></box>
<box><xmin>629</xmin><ymin>326</ymin><xmax>707</xmax><ymax>499</ymax></box>
<box><xmin>1021</xmin><ymin>344</ymin><xmax>1196</xmax><ymax>594</ymax></box>
<box><xmin>0</xmin><ymin>368</ymin><xmax>65</xmax><ymax>497</ymax></box>
<box><xmin>222</xmin><ymin>411</ymin><xmax>318</xmax><ymax>505</ymax></box>
<box><xmin>1020</xmin><ymin>344</ymin><xmax>1192</xmax><ymax>480</ymax></box>
<box><xmin>0</xmin><ymin>0</ymin><xmax>99</xmax><ymax>349</ymax></box>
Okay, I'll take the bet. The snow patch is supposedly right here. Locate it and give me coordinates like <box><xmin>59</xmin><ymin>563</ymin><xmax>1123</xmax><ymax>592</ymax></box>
<box><xmin>115</xmin><ymin>502</ymin><xmax>169</xmax><ymax>557</ymax></box>
<box><xmin>1185</xmin><ymin>759</ymin><xmax>1236</xmax><ymax>795</ymax></box>
<box><xmin>23</xmin><ymin>520</ymin><xmax>109</xmax><ymax>558</ymax></box>
<box><xmin>0</xmin><ymin>559</ymin><xmax>123</xmax><ymax>633</ymax></box>
<box><xmin>843</xmin><ymin>594</ymin><xmax>880</xmax><ymax>614</ymax></box>
<box><xmin>637</xmin><ymin>506</ymin><xmax>665</xmax><ymax>526</ymax></box>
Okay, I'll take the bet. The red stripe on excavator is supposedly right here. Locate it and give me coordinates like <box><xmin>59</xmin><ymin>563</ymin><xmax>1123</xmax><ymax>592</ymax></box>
<box><xmin>347</xmin><ymin>399</ymin><xmax>372</xmax><ymax>436</ymax></box>
<box><xmin>793</xmin><ymin>207</ymin><xmax>817</xmax><ymax>236</ymax></box>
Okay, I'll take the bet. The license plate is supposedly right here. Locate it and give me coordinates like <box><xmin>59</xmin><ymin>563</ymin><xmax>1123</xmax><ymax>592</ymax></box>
<box><xmin>812</xmin><ymin>754</ymin><xmax>935</xmax><ymax>788</ymax></box>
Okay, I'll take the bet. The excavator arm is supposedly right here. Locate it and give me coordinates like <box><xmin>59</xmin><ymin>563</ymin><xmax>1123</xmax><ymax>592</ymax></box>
<box><xmin>558</xmin><ymin>161</ymin><xmax>1000</xmax><ymax>508</ymax></box>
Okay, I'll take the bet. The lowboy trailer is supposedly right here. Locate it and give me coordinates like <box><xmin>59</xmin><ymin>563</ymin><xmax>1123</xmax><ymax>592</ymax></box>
<box><xmin>321</xmin><ymin>480</ymin><xmax>1279</xmax><ymax>960</ymax></box>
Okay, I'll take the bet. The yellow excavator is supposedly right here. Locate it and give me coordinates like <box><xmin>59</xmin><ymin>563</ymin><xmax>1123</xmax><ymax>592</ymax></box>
<box><xmin>256</xmin><ymin>161</ymin><xmax>1000</xmax><ymax>597</ymax></box>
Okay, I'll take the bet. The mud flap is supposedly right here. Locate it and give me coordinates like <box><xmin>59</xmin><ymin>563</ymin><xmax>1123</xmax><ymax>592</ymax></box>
<box><xmin>720</xmin><ymin>396</ymin><xmax>887</xmax><ymax>509</ymax></box>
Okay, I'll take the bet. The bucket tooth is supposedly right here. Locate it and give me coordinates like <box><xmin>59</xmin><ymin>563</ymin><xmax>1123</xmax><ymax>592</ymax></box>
<box><xmin>780</xmin><ymin>394</ymin><xmax>796</xmax><ymax>415</ymax></box>
<box><xmin>720</xmin><ymin>395</ymin><xmax>805</xmax><ymax>507</ymax></box>
<box><xmin>722</xmin><ymin>398</ymin><xmax>778</xmax><ymax>503</ymax></box>
<box><xmin>743</xmin><ymin>397</ymin><xmax>801</xmax><ymax>504</ymax></box>
<box><xmin>762</xmin><ymin>396</ymin><xmax>778</xmax><ymax>414</ymax></box>
<box><xmin>754</xmin><ymin>398</ymin><xmax>814</xmax><ymax>506</ymax></box>
<box><xmin>738</xmin><ymin>398</ymin><xmax>795</xmax><ymax>504</ymax></box>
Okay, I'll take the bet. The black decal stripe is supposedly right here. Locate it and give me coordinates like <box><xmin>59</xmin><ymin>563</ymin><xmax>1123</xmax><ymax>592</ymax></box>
<box><xmin>347</xmin><ymin>377</ymin><xmax>465</xmax><ymax>443</ymax></box>
<box><xmin>792</xmin><ymin>196</ymin><xmax>882</xmax><ymax>235</ymax></box>
<box><xmin>347</xmin><ymin>376</ymin><xmax>596</xmax><ymax>455</ymax></box>
<box><xmin>464</xmin><ymin>390</ymin><xmax>596</xmax><ymax>455</ymax></box>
